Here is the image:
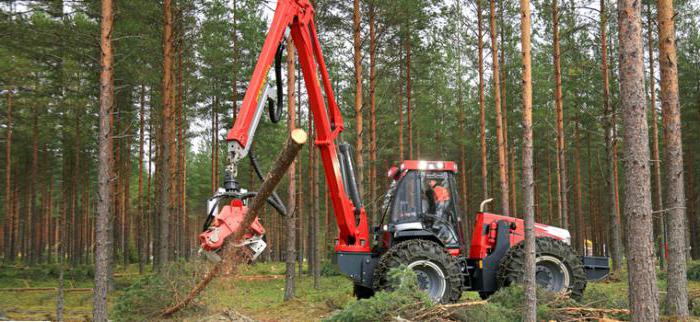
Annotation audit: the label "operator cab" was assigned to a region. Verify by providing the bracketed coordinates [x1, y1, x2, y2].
[377, 161, 466, 254]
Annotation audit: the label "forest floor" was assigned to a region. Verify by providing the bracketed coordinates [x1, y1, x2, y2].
[0, 261, 699, 321]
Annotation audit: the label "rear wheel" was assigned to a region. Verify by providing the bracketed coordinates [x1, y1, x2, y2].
[373, 239, 462, 303]
[497, 237, 586, 300]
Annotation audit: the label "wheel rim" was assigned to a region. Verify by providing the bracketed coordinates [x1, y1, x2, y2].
[535, 255, 570, 293]
[407, 260, 446, 302]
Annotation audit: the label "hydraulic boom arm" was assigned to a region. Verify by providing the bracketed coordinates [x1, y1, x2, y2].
[223, 0, 369, 253]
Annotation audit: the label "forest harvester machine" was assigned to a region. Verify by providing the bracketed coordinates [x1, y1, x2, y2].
[197, 0, 609, 303]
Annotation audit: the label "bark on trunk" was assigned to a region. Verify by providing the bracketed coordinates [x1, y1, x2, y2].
[519, 0, 537, 318]
[406, 37, 413, 160]
[600, 0, 624, 270]
[137, 84, 146, 274]
[657, 0, 689, 315]
[477, 0, 488, 203]
[489, 0, 509, 216]
[284, 37, 296, 301]
[3, 92, 11, 262]
[574, 118, 585, 254]
[618, 0, 660, 319]
[159, 0, 174, 267]
[552, 0, 568, 229]
[94, 0, 115, 319]
[353, 0, 363, 197]
[646, 3, 665, 269]
[369, 3, 377, 224]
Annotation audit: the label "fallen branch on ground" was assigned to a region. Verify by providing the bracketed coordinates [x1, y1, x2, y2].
[553, 307, 630, 315]
[160, 129, 307, 317]
[413, 300, 488, 320]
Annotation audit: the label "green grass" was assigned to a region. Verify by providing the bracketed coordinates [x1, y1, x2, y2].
[1, 261, 699, 321]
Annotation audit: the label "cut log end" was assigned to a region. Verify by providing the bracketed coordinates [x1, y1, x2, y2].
[291, 129, 308, 145]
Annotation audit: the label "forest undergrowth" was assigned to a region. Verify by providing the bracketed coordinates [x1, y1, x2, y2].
[0, 261, 699, 321]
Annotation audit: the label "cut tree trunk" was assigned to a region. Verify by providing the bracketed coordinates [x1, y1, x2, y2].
[161, 129, 307, 317]
[618, 0, 660, 319]
[657, 0, 689, 315]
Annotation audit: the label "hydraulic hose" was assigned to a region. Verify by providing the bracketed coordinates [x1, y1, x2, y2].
[268, 42, 285, 124]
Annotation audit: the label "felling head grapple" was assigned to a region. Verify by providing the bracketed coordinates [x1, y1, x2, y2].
[198, 0, 609, 304]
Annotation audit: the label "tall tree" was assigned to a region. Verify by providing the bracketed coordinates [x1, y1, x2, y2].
[159, 0, 175, 267]
[618, 0, 659, 319]
[519, 0, 536, 319]
[600, 0, 623, 271]
[3, 91, 11, 262]
[552, 0, 568, 229]
[646, 2, 665, 268]
[489, 0, 509, 215]
[284, 36, 296, 301]
[657, 0, 689, 315]
[406, 32, 413, 160]
[477, 0, 488, 203]
[353, 0, 363, 196]
[368, 2, 377, 222]
[94, 0, 115, 319]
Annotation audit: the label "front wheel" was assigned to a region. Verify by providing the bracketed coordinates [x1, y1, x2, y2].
[373, 239, 462, 303]
[497, 237, 586, 300]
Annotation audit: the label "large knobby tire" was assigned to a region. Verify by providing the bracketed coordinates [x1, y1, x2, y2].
[373, 239, 462, 303]
[497, 237, 586, 300]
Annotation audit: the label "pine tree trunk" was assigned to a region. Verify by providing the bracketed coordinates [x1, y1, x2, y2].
[4, 92, 11, 262]
[159, 0, 174, 267]
[573, 118, 585, 254]
[519, 0, 536, 318]
[657, 0, 689, 315]
[94, 0, 115, 318]
[618, 0, 660, 318]
[284, 37, 296, 301]
[399, 57, 404, 162]
[499, 2, 515, 217]
[137, 84, 146, 274]
[646, 3, 665, 268]
[547, 148, 553, 224]
[552, 0, 568, 229]
[369, 3, 377, 224]
[489, 0, 510, 216]
[477, 0, 488, 204]
[353, 0, 364, 197]
[406, 37, 413, 160]
[28, 106, 39, 264]
[600, 0, 623, 270]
